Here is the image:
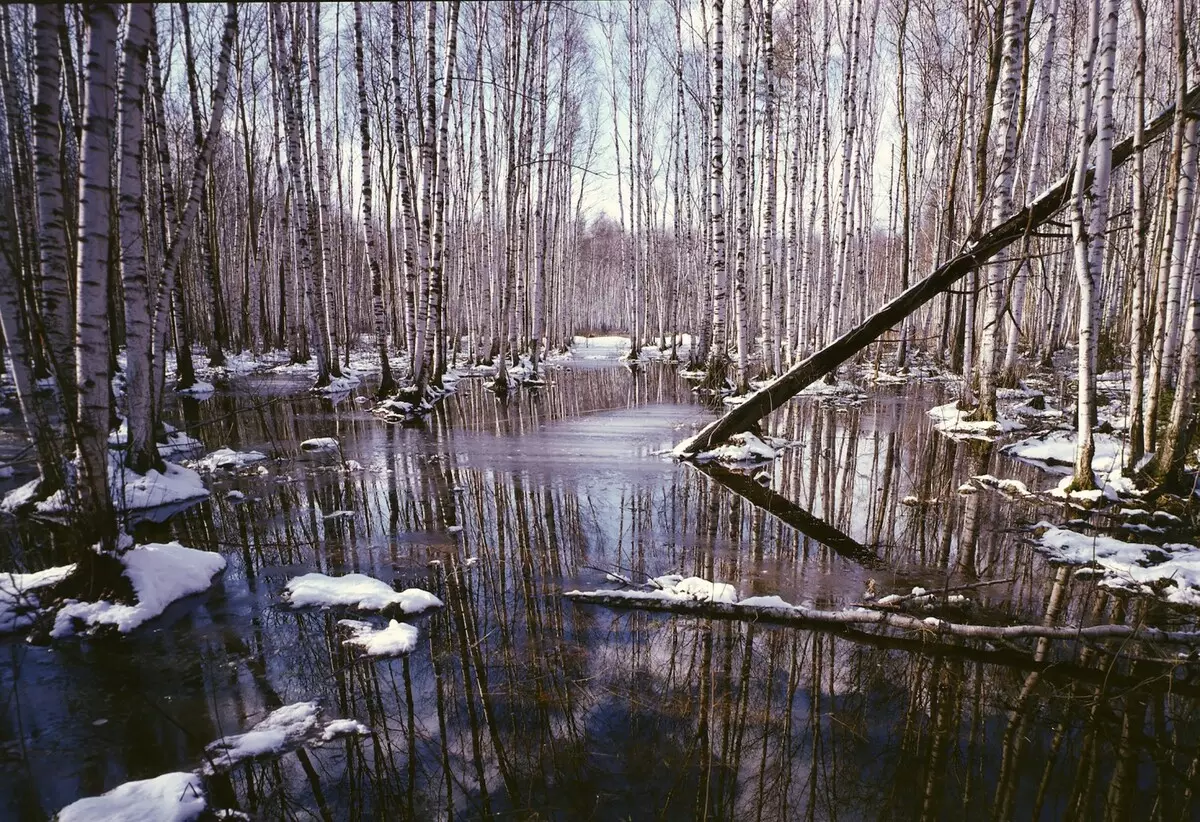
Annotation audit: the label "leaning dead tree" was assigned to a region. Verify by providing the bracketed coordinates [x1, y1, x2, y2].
[676, 83, 1200, 457]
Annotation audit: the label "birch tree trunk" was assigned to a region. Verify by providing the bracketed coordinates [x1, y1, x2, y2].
[759, 0, 779, 378]
[307, 1, 342, 379]
[977, 0, 1025, 420]
[118, 4, 157, 474]
[706, 0, 729, 384]
[1000, 0, 1058, 385]
[1067, 0, 1113, 492]
[731, 0, 752, 393]
[354, 1, 396, 396]
[32, 5, 76, 426]
[75, 2, 120, 542]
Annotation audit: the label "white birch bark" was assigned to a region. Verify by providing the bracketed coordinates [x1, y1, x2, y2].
[707, 0, 729, 380]
[32, 5, 76, 422]
[978, 0, 1025, 420]
[354, 1, 397, 396]
[118, 4, 157, 474]
[75, 2, 120, 537]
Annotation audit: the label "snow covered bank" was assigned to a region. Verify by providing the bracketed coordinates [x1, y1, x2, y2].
[1003, 429, 1123, 474]
[202, 701, 370, 775]
[57, 772, 207, 822]
[1035, 525, 1200, 605]
[52, 542, 226, 637]
[2, 460, 209, 516]
[340, 618, 420, 657]
[0, 564, 75, 633]
[283, 572, 443, 614]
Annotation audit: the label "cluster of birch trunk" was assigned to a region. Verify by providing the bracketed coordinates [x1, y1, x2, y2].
[0, 0, 1198, 541]
[681, 0, 1199, 491]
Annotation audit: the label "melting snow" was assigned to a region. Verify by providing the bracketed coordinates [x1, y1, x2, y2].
[0, 564, 76, 633]
[52, 543, 226, 637]
[284, 572, 443, 614]
[188, 447, 268, 473]
[340, 618, 420, 657]
[1036, 524, 1200, 605]
[693, 432, 779, 464]
[202, 701, 370, 775]
[57, 772, 207, 822]
[927, 402, 1025, 441]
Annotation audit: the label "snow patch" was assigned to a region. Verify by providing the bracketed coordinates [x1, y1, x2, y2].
[51, 543, 226, 637]
[0, 564, 76, 633]
[340, 618, 420, 657]
[284, 572, 443, 614]
[202, 701, 370, 775]
[928, 402, 1024, 441]
[693, 432, 779, 464]
[57, 772, 207, 822]
[1036, 524, 1200, 605]
[176, 380, 215, 397]
[187, 447, 268, 473]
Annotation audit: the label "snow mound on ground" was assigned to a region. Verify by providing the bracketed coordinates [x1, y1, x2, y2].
[202, 701, 370, 775]
[188, 447, 268, 473]
[52, 543, 226, 637]
[6, 456, 210, 515]
[284, 572, 443, 614]
[971, 474, 1034, 498]
[110, 421, 203, 459]
[928, 402, 1025, 440]
[340, 618, 420, 657]
[694, 432, 779, 464]
[0, 564, 76, 634]
[1003, 430, 1122, 474]
[1036, 524, 1200, 605]
[57, 772, 206, 822]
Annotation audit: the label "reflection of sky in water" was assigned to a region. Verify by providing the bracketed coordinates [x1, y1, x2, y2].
[1, 363, 1197, 820]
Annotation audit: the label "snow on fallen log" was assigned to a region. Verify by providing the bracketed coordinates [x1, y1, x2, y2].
[563, 589, 1200, 644]
[56, 771, 207, 822]
[339, 618, 420, 657]
[51, 543, 226, 638]
[283, 572, 443, 614]
[693, 432, 782, 465]
[201, 701, 370, 775]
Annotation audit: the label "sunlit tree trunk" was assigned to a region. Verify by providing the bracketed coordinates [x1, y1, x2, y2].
[1068, 0, 1114, 492]
[706, 0, 729, 384]
[977, 0, 1025, 420]
[354, 1, 396, 396]
[118, 4, 157, 474]
[307, 2, 342, 379]
[32, 5, 76, 425]
[75, 2, 120, 542]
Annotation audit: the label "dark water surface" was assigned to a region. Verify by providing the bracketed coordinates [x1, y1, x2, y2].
[3, 361, 1199, 820]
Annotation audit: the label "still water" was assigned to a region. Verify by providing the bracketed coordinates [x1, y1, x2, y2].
[2, 360, 1198, 820]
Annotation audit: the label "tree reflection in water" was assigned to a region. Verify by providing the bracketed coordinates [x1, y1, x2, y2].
[2, 363, 1198, 820]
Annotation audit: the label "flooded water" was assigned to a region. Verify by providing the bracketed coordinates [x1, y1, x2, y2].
[3, 360, 1200, 820]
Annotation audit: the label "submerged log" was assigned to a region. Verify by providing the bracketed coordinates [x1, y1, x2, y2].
[564, 589, 1200, 645]
[677, 83, 1200, 456]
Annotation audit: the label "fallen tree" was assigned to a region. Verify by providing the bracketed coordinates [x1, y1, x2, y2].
[564, 588, 1200, 645]
[676, 83, 1200, 457]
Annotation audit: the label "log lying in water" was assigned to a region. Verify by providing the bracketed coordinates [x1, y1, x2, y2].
[676, 83, 1200, 457]
[564, 589, 1200, 645]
